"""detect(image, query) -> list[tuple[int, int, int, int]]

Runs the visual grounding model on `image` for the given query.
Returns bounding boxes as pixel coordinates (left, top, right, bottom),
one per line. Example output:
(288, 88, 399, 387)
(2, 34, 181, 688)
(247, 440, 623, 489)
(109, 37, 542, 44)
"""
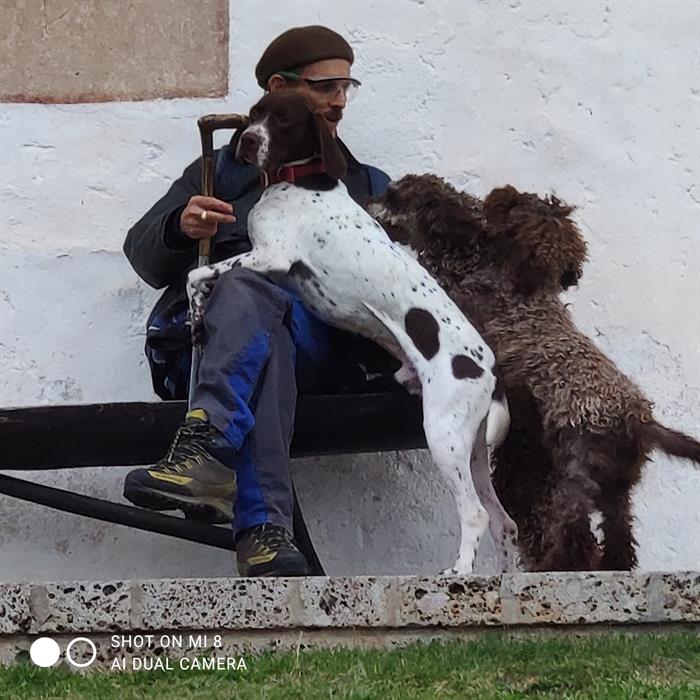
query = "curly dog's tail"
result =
(644, 421, 700, 463)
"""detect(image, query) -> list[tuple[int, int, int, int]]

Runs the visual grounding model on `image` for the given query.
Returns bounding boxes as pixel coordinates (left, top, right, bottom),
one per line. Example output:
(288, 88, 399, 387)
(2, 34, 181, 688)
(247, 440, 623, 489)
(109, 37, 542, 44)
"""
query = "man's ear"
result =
(314, 113, 347, 181)
(267, 75, 287, 92)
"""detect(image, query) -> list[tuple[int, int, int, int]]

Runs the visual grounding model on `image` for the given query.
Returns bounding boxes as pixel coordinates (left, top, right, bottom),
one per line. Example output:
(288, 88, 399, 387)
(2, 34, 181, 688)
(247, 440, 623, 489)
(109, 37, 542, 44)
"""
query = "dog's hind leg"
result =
(593, 437, 644, 570)
(422, 381, 491, 575)
(596, 477, 638, 570)
(540, 436, 602, 571)
(469, 418, 519, 572)
(361, 302, 491, 574)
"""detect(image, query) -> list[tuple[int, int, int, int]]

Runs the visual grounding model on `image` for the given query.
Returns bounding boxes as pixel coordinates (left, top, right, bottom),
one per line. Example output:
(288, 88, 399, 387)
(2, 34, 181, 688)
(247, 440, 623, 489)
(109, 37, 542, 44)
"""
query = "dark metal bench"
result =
(0, 393, 425, 575)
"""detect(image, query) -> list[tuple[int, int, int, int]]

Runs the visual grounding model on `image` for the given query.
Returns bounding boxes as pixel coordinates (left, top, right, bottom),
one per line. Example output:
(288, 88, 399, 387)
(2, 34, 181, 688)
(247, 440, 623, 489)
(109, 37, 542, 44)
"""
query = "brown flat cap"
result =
(255, 25, 354, 89)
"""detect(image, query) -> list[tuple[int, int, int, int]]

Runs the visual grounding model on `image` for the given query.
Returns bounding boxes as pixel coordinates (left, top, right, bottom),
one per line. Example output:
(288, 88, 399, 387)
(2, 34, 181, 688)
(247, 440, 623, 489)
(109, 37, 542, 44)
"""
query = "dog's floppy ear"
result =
(429, 195, 486, 244)
(313, 113, 347, 181)
(229, 115, 251, 146)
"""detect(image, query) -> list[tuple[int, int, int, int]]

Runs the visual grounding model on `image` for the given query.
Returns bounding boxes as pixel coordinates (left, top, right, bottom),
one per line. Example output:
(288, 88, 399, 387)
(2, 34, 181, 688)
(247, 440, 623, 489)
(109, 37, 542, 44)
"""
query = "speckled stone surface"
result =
(503, 572, 652, 625)
(135, 578, 296, 631)
(30, 581, 131, 634)
(0, 572, 697, 638)
(0, 573, 698, 668)
(396, 576, 503, 627)
(298, 576, 394, 628)
(0, 583, 31, 634)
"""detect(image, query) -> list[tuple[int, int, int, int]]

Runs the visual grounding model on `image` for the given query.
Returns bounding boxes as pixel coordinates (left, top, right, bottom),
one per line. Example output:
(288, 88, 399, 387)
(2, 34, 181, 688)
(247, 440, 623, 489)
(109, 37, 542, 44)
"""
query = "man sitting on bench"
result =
(122, 25, 394, 577)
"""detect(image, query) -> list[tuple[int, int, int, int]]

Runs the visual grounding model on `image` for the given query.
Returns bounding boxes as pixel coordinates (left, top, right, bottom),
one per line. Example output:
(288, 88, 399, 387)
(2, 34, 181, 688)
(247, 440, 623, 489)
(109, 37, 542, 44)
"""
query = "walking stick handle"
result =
(196, 113, 247, 266)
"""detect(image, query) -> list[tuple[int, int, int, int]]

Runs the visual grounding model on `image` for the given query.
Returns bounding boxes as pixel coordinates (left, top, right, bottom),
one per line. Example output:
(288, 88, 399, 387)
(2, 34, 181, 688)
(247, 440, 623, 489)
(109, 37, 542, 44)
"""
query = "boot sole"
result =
(237, 568, 310, 577)
(124, 485, 233, 525)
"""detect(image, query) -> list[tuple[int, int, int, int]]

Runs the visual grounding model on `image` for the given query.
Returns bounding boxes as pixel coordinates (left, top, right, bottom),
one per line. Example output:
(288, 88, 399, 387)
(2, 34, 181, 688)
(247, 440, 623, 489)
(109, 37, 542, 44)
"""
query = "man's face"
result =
(270, 58, 352, 137)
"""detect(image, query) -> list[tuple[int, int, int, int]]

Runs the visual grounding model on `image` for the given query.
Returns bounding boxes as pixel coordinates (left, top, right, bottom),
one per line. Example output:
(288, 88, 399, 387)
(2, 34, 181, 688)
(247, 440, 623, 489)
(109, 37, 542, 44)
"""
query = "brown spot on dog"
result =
(405, 308, 440, 360)
(452, 355, 483, 379)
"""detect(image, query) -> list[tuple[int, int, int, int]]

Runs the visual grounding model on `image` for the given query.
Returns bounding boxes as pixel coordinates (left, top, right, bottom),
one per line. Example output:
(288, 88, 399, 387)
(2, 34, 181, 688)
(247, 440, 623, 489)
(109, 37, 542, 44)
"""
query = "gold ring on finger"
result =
(200, 210, 208, 222)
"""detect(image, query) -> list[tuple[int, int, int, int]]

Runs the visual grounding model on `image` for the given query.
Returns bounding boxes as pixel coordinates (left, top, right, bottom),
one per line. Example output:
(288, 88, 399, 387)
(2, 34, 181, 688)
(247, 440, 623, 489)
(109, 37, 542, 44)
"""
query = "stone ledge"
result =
(0, 572, 697, 636)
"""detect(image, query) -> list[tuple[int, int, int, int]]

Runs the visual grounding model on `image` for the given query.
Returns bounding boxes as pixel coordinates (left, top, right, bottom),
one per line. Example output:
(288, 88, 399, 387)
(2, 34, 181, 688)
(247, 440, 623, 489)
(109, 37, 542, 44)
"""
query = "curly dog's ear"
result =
(428, 195, 485, 243)
(483, 186, 587, 295)
(482, 186, 523, 231)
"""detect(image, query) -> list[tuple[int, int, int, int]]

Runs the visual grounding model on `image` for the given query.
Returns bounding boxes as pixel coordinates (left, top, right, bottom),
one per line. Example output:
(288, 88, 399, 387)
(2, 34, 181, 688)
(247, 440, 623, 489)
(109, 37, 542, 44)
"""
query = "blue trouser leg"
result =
(190, 266, 331, 537)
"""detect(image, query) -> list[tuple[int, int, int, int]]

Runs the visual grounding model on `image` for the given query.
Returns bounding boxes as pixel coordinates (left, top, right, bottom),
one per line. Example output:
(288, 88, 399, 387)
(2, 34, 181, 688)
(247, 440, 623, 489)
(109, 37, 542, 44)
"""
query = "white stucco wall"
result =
(1, 0, 698, 581)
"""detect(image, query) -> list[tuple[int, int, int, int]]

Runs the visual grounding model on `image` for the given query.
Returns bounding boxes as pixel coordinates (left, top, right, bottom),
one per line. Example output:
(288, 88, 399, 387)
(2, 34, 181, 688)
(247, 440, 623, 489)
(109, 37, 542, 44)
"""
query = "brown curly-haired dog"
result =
(369, 175, 700, 571)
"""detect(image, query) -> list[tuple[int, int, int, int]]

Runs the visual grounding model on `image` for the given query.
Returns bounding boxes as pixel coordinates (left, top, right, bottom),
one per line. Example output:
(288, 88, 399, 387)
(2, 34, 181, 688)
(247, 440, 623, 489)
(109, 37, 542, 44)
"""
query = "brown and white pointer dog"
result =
(188, 92, 515, 574)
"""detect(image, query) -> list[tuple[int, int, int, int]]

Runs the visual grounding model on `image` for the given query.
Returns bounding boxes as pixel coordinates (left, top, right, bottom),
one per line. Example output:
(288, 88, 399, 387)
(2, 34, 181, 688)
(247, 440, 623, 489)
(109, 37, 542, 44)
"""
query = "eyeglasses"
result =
(277, 71, 361, 102)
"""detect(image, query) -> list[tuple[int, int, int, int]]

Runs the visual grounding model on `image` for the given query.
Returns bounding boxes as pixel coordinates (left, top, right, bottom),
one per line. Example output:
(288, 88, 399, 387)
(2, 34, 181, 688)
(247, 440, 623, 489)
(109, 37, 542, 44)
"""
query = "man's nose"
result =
(330, 90, 346, 109)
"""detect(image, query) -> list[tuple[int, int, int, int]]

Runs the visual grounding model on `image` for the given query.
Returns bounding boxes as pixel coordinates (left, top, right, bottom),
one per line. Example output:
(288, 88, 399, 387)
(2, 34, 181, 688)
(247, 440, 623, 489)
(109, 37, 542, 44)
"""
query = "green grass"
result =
(2, 633, 699, 699)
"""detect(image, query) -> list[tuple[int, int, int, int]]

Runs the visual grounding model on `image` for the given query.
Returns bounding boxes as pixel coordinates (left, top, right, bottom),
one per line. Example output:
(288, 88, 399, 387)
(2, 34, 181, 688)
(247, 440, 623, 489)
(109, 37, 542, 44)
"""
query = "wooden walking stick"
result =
(188, 114, 247, 408)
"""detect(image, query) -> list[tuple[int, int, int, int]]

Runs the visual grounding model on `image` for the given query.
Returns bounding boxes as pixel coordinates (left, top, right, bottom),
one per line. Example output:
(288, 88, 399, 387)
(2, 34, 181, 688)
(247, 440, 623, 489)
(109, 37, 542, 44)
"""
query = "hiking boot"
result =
(123, 409, 236, 524)
(235, 524, 309, 577)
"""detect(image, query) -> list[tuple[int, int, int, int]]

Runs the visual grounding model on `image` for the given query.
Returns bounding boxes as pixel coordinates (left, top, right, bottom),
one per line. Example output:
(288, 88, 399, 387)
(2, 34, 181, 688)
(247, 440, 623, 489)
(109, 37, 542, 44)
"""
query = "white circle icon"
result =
(65, 637, 98, 668)
(29, 637, 61, 667)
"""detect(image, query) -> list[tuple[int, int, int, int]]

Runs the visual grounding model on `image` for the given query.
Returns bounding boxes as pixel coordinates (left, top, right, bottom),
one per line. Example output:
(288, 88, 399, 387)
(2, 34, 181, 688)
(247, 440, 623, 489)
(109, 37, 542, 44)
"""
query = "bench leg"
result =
(0, 474, 326, 575)
(0, 473, 235, 550)
(292, 483, 325, 575)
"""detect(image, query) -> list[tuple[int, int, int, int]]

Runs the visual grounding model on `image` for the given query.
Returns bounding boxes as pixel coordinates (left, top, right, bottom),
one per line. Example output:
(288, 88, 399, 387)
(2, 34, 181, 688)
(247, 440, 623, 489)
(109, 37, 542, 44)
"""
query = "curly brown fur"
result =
(369, 175, 700, 571)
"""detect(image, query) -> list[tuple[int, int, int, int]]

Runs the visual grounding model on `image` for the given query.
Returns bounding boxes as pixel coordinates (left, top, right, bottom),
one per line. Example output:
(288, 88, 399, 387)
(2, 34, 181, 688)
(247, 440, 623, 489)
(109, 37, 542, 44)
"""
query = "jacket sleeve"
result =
(123, 156, 203, 290)
(367, 165, 391, 196)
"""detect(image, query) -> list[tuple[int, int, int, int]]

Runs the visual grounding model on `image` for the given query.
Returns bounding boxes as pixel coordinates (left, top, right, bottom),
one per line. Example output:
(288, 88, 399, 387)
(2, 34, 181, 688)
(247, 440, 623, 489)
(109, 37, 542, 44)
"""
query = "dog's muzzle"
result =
(237, 131, 261, 165)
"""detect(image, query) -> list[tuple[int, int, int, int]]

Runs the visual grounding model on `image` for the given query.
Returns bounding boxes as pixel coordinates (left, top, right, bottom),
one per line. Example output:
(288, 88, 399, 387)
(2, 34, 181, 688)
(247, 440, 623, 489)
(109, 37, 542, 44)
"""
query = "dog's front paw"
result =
(187, 266, 220, 302)
(187, 266, 220, 345)
(188, 301, 208, 346)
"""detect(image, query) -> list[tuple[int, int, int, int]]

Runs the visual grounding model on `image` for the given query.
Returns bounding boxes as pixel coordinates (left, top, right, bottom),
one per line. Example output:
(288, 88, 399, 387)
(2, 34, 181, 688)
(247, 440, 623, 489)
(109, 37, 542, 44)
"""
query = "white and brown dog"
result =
(188, 92, 515, 574)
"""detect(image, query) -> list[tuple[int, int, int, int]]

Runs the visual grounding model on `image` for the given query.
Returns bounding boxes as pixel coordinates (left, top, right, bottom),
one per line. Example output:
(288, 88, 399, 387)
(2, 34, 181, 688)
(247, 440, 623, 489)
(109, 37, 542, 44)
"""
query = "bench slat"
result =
(0, 393, 426, 470)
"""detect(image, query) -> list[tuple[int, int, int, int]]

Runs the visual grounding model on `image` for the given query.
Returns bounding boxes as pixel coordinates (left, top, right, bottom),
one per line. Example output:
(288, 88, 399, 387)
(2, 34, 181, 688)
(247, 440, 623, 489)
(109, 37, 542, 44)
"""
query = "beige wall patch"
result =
(0, 0, 229, 103)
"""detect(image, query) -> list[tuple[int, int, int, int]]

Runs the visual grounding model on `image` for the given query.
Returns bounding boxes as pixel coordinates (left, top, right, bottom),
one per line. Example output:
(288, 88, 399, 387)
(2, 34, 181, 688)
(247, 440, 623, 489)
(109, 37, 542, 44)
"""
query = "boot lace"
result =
(254, 524, 294, 549)
(156, 420, 217, 474)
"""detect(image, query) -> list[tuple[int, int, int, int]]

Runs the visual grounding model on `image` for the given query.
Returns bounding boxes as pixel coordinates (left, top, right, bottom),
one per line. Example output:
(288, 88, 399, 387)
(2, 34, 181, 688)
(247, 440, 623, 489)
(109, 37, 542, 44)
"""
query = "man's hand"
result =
(180, 196, 236, 240)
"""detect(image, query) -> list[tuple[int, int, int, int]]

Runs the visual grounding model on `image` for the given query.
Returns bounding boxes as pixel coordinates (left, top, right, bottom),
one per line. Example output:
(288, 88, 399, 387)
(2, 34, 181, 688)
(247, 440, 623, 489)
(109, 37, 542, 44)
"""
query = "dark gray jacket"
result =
(124, 140, 390, 337)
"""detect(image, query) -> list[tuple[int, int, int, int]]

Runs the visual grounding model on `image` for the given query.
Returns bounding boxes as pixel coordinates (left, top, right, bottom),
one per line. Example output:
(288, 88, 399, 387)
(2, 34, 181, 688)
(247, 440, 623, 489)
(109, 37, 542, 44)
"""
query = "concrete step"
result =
(1, 572, 698, 669)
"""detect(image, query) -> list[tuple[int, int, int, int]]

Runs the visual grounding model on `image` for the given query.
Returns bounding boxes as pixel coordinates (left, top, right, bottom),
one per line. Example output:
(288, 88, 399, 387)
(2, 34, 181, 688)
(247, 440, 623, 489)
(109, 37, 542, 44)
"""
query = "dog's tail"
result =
(644, 420, 700, 463)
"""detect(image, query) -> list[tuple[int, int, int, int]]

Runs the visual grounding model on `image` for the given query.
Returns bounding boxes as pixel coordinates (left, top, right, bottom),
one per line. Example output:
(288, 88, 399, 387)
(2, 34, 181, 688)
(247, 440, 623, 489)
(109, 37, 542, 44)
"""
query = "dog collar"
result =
(264, 159, 327, 187)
